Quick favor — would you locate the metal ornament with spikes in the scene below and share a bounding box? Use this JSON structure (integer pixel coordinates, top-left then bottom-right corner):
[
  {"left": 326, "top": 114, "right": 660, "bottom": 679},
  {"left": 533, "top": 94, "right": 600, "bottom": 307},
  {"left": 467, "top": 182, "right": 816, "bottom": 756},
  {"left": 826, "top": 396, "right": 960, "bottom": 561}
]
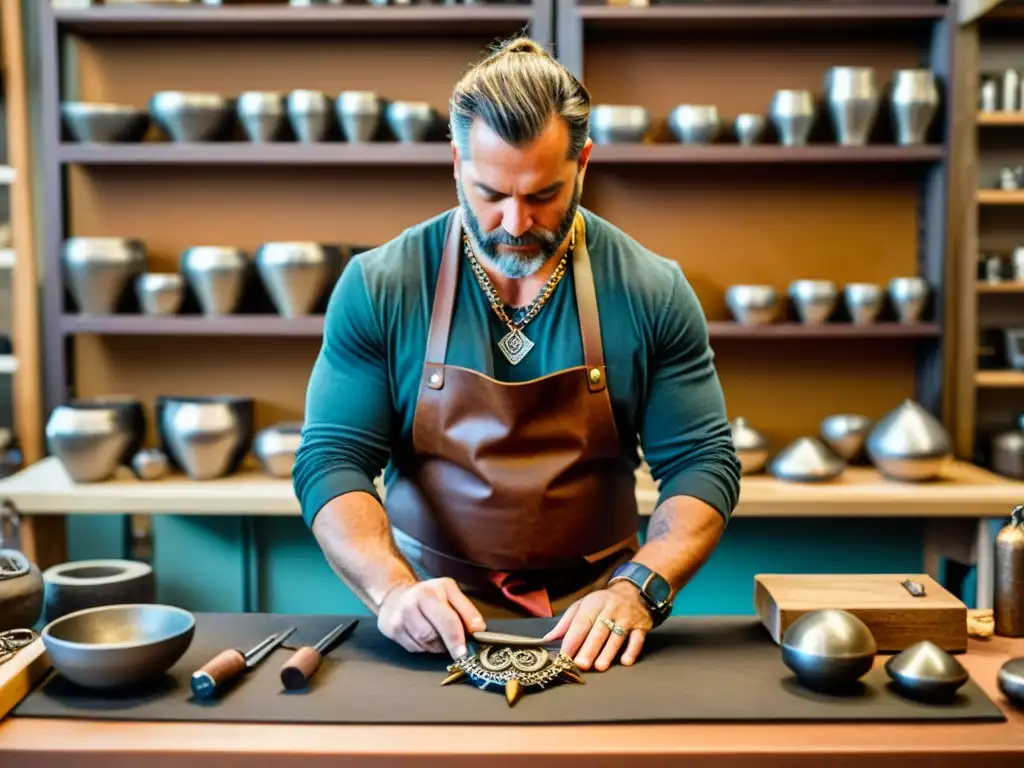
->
[{"left": 440, "top": 631, "right": 585, "bottom": 707}]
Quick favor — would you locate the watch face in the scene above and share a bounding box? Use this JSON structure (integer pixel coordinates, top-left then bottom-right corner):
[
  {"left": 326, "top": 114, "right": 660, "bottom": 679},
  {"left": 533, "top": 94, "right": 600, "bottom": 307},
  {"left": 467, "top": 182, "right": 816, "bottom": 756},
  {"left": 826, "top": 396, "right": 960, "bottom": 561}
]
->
[{"left": 647, "top": 577, "right": 673, "bottom": 606}]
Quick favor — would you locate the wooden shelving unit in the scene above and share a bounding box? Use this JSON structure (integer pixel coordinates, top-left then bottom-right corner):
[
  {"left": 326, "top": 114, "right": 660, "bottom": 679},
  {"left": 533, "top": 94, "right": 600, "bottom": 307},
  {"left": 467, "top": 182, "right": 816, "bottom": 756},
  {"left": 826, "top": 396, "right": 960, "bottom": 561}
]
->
[{"left": 953, "top": 5, "right": 1024, "bottom": 470}]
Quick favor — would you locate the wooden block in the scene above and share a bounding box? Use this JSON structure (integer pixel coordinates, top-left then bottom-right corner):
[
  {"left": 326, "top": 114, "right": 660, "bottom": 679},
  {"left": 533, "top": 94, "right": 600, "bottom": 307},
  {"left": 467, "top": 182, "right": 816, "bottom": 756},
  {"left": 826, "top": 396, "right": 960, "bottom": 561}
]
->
[
  {"left": 754, "top": 574, "right": 968, "bottom": 653},
  {"left": 0, "top": 639, "right": 50, "bottom": 721}
]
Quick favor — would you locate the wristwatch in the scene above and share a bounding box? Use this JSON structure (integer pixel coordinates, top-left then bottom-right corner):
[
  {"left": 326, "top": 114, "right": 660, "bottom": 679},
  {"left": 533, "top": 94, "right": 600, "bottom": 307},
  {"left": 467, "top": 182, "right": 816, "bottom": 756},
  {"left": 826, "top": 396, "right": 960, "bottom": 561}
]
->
[{"left": 607, "top": 561, "right": 674, "bottom": 627}]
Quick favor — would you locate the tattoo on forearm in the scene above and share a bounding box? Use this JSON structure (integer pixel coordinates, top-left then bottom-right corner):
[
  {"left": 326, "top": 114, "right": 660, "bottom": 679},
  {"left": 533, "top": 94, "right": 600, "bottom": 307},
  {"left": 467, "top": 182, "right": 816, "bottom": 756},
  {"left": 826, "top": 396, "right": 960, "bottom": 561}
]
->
[{"left": 647, "top": 510, "right": 674, "bottom": 541}]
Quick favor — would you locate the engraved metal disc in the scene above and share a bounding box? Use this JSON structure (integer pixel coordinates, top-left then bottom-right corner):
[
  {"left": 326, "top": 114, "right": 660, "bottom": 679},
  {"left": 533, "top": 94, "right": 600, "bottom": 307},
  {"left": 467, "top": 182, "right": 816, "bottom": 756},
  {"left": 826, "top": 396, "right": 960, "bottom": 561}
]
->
[{"left": 497, "top": 329, "right": 534, "bottom": 366}]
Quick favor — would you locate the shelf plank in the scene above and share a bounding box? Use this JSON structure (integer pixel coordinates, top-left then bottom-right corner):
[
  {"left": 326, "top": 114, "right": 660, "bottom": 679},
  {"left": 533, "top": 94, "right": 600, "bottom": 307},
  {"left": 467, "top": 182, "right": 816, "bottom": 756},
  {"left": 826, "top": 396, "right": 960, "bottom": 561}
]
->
[
  {"left": 977, "top": 281, "right": 1024, "bottom": 293},
  {"left": 977, "top": 190, "right": 1024, "bottom": 205},
  {"left": 976, "top": 370, "right": 1024, "bottom": 388},
  {"left": 52, "top": 5, "right": 534, "bottom": 36},
  {"left": 977, "top": 112, "right": 1024, "bottom": 126},
  {"left": 1, "top": 457, "right": 1018, "bottom": 518},
  {"left": 707, "top": 322, "right": 939, "bottom": 339},
  {"left": 60, "top": 315, "right": 940, "bottom": 339},
  {"left": 58, "top": 143, "right": 946, "bottom": 167},
  {"left": 576, "top": 4, "right": 947, "bottom": 30}
]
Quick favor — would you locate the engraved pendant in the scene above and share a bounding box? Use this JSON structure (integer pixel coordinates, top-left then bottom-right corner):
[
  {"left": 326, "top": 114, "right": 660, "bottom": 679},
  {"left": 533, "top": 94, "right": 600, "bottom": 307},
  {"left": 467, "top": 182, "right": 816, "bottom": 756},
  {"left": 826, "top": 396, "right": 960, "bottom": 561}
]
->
[
  {"left": 497, "top": 328, "right": 534, "bottom": 366},
  {"left": 441, "top": 643, "right": 585, "bottom": 707}
]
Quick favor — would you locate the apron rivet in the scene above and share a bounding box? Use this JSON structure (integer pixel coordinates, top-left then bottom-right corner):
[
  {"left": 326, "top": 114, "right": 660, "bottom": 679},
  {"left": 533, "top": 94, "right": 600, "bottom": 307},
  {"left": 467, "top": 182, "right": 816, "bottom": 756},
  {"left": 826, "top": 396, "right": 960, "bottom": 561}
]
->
[
  {"left": 429, "top": 372, "right": 441, "bottom": 386},
  {"left": 589, "top": 368, "right": 601, "bottom": 384}
]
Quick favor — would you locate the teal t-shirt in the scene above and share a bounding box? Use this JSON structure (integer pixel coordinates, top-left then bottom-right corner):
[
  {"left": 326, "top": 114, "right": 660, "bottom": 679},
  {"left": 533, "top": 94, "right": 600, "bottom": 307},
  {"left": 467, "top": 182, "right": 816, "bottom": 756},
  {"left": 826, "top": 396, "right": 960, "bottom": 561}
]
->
[{"left": 293, "top": 207, "right": 741, "bottom": 528}]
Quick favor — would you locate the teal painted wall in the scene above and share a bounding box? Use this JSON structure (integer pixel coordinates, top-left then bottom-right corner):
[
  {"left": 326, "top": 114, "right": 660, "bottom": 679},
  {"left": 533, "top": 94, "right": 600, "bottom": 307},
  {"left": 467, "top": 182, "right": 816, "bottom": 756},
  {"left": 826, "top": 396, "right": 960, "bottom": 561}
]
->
[{"left": 69, "top": 514, "right": 982, "bottom": 617}]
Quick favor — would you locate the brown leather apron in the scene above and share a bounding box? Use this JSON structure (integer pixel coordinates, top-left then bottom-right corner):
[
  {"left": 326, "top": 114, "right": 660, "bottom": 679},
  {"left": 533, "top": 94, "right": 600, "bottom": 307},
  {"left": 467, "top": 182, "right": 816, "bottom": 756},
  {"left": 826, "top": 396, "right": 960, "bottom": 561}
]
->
[{"left": 385, "top": 209, "right": 640, "bottom": 617}]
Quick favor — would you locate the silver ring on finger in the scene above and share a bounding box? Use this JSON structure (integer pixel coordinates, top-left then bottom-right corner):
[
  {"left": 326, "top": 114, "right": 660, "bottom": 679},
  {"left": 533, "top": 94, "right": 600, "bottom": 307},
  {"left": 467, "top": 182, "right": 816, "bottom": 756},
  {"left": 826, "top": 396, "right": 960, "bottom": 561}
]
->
[
  {"left": 599, "top": 616, "right": 616, "bottom": 632},
  {"left": 611, "top": 623, "right": 626, "bottom": 637}
]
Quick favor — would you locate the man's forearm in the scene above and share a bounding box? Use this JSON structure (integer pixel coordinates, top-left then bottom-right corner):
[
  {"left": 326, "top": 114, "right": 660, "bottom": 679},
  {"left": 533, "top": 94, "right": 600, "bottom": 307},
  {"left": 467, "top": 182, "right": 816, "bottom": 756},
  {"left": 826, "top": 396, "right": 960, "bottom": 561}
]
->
[
  {"left": 629, "top": 495, "right": 726, "bottom": 593},
  {"left": 311, "top": 490, "right": 419, "bottom": 614}
]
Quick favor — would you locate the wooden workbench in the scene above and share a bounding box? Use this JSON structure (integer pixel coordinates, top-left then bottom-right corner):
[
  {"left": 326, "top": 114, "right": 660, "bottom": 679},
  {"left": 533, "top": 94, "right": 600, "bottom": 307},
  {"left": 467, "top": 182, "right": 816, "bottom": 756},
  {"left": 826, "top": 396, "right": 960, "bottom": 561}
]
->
[{"left": 0, "top": 634, "right": 1021, "bottom": 767}]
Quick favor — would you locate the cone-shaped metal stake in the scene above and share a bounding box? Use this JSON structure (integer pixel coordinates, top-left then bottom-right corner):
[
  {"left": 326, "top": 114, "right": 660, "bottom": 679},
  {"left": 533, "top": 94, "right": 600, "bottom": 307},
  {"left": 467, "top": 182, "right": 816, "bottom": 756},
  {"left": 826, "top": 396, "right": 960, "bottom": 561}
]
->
[
  {"left": 441, "top": 668, "right": 467, "bottom": 686},
  {"left": 505, "top": 678, "right": 522, "bottom": 707}
]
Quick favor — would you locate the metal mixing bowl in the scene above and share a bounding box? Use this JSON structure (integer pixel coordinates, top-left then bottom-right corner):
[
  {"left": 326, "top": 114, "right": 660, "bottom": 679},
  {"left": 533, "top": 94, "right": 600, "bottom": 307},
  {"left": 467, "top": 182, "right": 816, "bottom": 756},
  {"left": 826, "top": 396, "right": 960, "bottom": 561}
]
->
[
  {"left": 788, "top": 280, "right": 838, "bottom": 325},
  {"left": 667, "top": 105, "right": 720, "bottom": 145},
  {"left": 385, "top": 101, "right": 438, "bottom": 143},
  {"left": 42, "top": 603, "right": 195, "bottom": 690},
  {"left": 725, "top": 285, "right": 779, "bottom": 325},
  {"left": 781, "top": 608, "right": 877, "bottom": 693},
  {"left": 888, "top": 277, "right": 929, "bottom": 323},
  {"left": 820, "top": 414, "right": 873, "bottom": 462},
  {"left": 149, "top": 91, "right": 233, "bottom": 143},
  {"left": 237, "top": 91, "right": 287, "bottom": 143},
  {"left": 843, "top": 283, "right": 883, "bottom": 325},
  {"left": 336, "top": 91, "right": 382, "bottom": 143},
  {"left": 590, "top": 105, "right": 650, "bottom": 144},
  {"left": 61, "top": 102, "right": 150, "bottom": 143},
  {"left": 253, "top": 422, "right": 304, "bottom": 478}
]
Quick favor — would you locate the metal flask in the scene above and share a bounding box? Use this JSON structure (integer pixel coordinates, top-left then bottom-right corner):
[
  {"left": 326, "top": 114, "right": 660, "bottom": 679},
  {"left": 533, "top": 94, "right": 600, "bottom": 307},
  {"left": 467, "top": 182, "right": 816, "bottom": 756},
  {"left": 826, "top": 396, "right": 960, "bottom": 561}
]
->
[{"left": 995, "top": 505, "right": 1024, "bottom": 637}]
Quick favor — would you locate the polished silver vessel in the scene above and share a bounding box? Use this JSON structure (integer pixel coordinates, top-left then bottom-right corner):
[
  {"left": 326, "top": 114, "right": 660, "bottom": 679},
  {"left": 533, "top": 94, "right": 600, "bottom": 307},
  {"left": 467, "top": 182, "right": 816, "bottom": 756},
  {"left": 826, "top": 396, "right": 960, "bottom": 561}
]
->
[
  {"left": 731, "top": 417, "right": 770, "bottom": 475},
  {"left": 825, "top": 66, "right": 880, "bottom": 146},
  {"left": 667, "top": 105, "right": 720, "bottom": 145},
  {"left": 865, "top": 399, "right": 951, "bottom": 481},
  {"left": 45, "top": 405, "right": 131, "bottom": 483},
  {"left": 820, "top": 414, "right": 873, "bottom": 463},
  {"left": 590, "top": 105, "right": 650, "bottom": 144},
  {"left": 884, "top": 640, "right": 969, "bottom": 701},
  {"left": 769, "top": 90, "right": 815, "bottom": 147},
  {"left": 336, "top": 91, "right": 382, "bottom": 143},
  {"left": 781, "top": 609, "right": 877, "bottom": 693},
  {"left": 788, "top": 280, "right": 838, "bottom": 325},
  {"left": 769, "top": 437, "right": 845, "bottom": 483},
  {"left": 725, "top": 285, "right": 778, "bottom": 326}
]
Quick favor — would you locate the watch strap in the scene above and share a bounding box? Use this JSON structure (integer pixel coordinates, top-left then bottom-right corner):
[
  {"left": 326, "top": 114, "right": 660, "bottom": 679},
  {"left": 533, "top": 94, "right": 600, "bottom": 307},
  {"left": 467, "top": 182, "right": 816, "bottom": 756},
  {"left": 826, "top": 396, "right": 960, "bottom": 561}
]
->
[{"left": 608, "top": 561, "right": 674, "bottom": 626}]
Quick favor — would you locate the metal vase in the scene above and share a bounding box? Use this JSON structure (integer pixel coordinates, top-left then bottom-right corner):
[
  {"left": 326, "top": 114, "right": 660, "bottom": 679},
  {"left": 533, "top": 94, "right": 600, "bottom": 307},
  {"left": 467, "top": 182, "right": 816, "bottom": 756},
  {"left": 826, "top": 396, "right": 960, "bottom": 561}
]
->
[
  {"left": 159, "top": 400, "right": 244, "bottom": 481},
  {"left": 63, "top": 238, "right": 147, "bottom": 315},
  {"left": 286, "top": 90, "right": 333, "bottom": 143},
  {"left": 769, "top": 90, "right": 815, "bottom": 147},
  {"left": 995, "top": 505, "right": 1024, "bottom": 637},
  {"left": 181, "top": 246, "right": 249, "bottom": 316},
  {"left": 825, "top": 67, "right": 880, "bottom": 146},
  {"left": 890, "top": 69, "right": 939, "bottom": 146},
  {"left": 45, "top": 405, "right": 131, "bottom": 483},
  {"left": 336, "top": 91, "right": 382, "bottom": 143},
  {"left": 254, "top": 242, "right": 335, "bottom": 318}
]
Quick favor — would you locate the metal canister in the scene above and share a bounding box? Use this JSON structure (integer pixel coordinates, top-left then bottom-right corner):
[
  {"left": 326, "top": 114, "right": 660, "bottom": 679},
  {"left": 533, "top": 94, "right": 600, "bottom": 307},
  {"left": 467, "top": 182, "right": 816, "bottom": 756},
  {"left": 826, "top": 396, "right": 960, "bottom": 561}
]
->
[
  {"left": 995, "top": 505, "right": 1024, "bottom": 637},
  {"left": 1013, "top": 247, "right": 1024, "bottom": 281},
  {"left": 981, "top": 79, "right": 999, "bottom": 112},
  {"left": 1003, "top": 69, "right": 1021, "bottom": 112}
]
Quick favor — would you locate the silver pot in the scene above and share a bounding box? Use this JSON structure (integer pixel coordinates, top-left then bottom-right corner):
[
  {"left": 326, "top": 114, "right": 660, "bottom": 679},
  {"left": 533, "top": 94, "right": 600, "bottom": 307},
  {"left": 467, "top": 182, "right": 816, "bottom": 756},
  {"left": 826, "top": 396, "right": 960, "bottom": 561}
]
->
[
  {"left": 590, "top": 105, "right": 650, "bottom": 144},
  {"left": 825, "top": 66, "right": 879, "bottom": 146},
  {"left": 61, "top": 102, "right": 150, "bottom": 143},
  {"left": 336, "top": 91, "right": 382, "bottom": 143},
  {"left": 181, "top": 246, "right": 249, "bottom": 316},
  {"left": 891, "top": 69, "right": 939, "bottom": 146},
  {"left": 667, "top": 105, "right": 720, "bottom": 145},
  {"left": 160, "top": 400, "right": 246, "bottom": 481},
  {"left": 843, "top": 283, "right": 883, "bottom": 325},
  {"left": 769, "top": 89, "right": 815, "bottom": 147},
  {"left": 149, "top": 91, "right": 233, "bottom": 143},
  {"left": 888, "top": 277, "right": 929, "bottom": 324},
  {"left": 769, "top": 437, "right": 845, "bottom": 483},
  {"left": 725, "top": 285, "right": 778, "bottom": 325},
  {"left": 255, "top": 242, "right": 340, "bottom": 318},
  {"left": 253, "top": 422, "right": 304, "bottom": 478},
  {"left": 820, "top": 414, "right": 873, "bottom": 463},
  {"left": 131, "top": 449, "right": 169, "bottom": 482},
  {"left": 884, "top": 640, "right": 968, "bottom": 701},
  {"left": 385, "top": 101, "right": 438, "bottom": 143},
  {"left": 782, "top": 609, "right": 877, "bottom": 693},
  {"left": 135, "top": 273, "right": 185, "bottom": 316},
  {"left": 237, "top": 91, "right": 287, "bottom": 143},
  {"left": 865, "top": 399, "right": 951, "bottom": 482},
  {"left": 0, "top": 549, "right": 44, "bottom": 632},
  {"left": 734, "top": 113, "right": 765, "bottom": 146},
  {"left": 788, "top": 280, "right": 837, "bottom": 325},
  {"left": 45, "top": 405, "right": 131, "bottom": 483},
  {"left": 731, "top": 417, "right": 769, "bottom": 475},
  {"left": 286, "top": 90, "right": 333, "bottom": 143},
  {"left": 63, "top": 237, "right": 147, "bottom": 315}
]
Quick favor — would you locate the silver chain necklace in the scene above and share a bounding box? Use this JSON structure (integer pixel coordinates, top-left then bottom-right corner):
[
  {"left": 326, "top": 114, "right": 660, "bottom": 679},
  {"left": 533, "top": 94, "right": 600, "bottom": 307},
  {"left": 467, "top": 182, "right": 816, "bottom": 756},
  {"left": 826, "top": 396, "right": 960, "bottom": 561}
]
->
[{"left": 463, "top": 232, "right": 573, "bottom": 366}]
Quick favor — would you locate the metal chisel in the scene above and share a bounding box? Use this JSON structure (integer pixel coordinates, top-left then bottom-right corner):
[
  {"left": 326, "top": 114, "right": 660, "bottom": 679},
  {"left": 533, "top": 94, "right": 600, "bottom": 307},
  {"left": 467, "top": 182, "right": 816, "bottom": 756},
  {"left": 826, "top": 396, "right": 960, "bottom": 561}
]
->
[
  {"left": 191, "top": 625, "right": 296, "bottom": 699},
  {"left": 279, "top": 619, "right": 359, "bottom": 690}
]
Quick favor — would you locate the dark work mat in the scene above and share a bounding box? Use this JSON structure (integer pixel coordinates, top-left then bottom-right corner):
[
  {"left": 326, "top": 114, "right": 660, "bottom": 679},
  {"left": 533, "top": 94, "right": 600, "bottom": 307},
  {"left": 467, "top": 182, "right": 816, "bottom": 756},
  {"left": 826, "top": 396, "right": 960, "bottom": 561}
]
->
[{"left": 13, "top": 613, "right": 1006, "bottom": 724}]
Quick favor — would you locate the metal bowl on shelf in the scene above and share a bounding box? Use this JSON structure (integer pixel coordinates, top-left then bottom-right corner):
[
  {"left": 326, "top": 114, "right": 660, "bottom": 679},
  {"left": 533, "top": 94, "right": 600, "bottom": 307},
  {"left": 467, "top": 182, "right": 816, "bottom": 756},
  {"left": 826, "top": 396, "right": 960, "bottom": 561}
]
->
[
  {"left": 888, "top": 277, "right": 929, "bottom": 324},
  {"left": 180, "top": 246, "right": 250, "bottom": 316},
  {"left": 788, "top": 280, "right": 838, "bottom": 325},
  {"left": 63, "top": 237, "right": 147, "bottom": 316},
  {"left": 287, "top": 89, "right": 334, "bottom": 143},
  {"left": 731, "top": 417, "right": 769, "bottom": 475},
  {"left": 725, "top": 285, "right": 778, "bottom": 326},
  {"left": 149, "top": 91, "right": 234, "bottom": 143},
  {"left": 253, "top": 422, "right": 304, "bottom": 479},
  {"left": 734, "top": 113, "right": 766, "bottom": 146},
  {"left": 820, "top": 414, "right": 873, "bottom": 463},
  {"left": 254, "top": 242, "right": 343, "bottom": 318},
  {"left": 769, "top": 437, "right": 845, "bottom": 483},
  {"left": 135, "top": 272, "right": 185, "bottom": 316},
  {"left": 782, "top": 609, "right": 877, "bottom": 693},
  {"left": 865, "top": 399, "right": 951, "bottom": 482},
  {"left": 237, "top": 91, "right": 287, "bottom": 143},
  {"left": 61, "top": 102, "right": 150, "bottom": 144},
  {"left": 884, "top": 640, "right": 969, "bottom": 702},
  {"left": 336, "top": 91, "right": 383, "bottom": 143},
  {"left": 42, "top": 604, "right": 195, "bottom": 690},
  {"left": 67, "top": 395, "right": 146, "bottom": 466},
  {"left": 769, "top": 89, "right": 816, "bottom": 147},
  {"left": 667, "top": 105, "right": 720, "bottom": 145},
  {"left": 843, "top": 283, "right": 883, "bottom": 325},
  {"left": 385, "top": 101, "right": 439, "bottom": 143},
  {"left": 45, "top": 405, "right": 132, "bottom": 483},
  {"left": 891, "top": 69, "right": 939, "bottom": 146},
  {"left": 590, "top": 105, "right": 650, "bottom": 144},
  {"left": 156, "top": 394, "right": 255, "bottom": 479}
]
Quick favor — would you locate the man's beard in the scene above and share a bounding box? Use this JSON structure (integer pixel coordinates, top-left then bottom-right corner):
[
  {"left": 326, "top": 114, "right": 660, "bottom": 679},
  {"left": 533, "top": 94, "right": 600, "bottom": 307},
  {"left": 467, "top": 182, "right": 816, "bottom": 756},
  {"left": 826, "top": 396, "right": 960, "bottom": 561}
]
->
[{"left": 456, "top": 176, "right": 582, "bottom": 280}]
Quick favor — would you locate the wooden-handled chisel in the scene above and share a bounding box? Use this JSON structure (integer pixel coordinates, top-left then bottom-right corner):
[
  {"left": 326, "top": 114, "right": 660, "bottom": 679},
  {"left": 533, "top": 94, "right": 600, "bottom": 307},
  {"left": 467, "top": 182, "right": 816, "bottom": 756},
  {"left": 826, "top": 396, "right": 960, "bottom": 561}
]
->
[
  {"left": 191, "top": 625, "right": 296, "bottom": 699},
  {"left": 279, "top": 619, "right": 359, "bottom": 690}
]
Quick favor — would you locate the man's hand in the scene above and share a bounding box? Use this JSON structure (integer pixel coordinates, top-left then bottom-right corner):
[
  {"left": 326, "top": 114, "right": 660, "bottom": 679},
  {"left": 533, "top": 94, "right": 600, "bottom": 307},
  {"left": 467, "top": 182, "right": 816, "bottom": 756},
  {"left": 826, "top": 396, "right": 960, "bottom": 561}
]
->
[
  {"left": 377, "top": 577, "right": 486, "bottom": 660},
  {"left": 542, "top": 582, "right": 653, "bottom": 671}
]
